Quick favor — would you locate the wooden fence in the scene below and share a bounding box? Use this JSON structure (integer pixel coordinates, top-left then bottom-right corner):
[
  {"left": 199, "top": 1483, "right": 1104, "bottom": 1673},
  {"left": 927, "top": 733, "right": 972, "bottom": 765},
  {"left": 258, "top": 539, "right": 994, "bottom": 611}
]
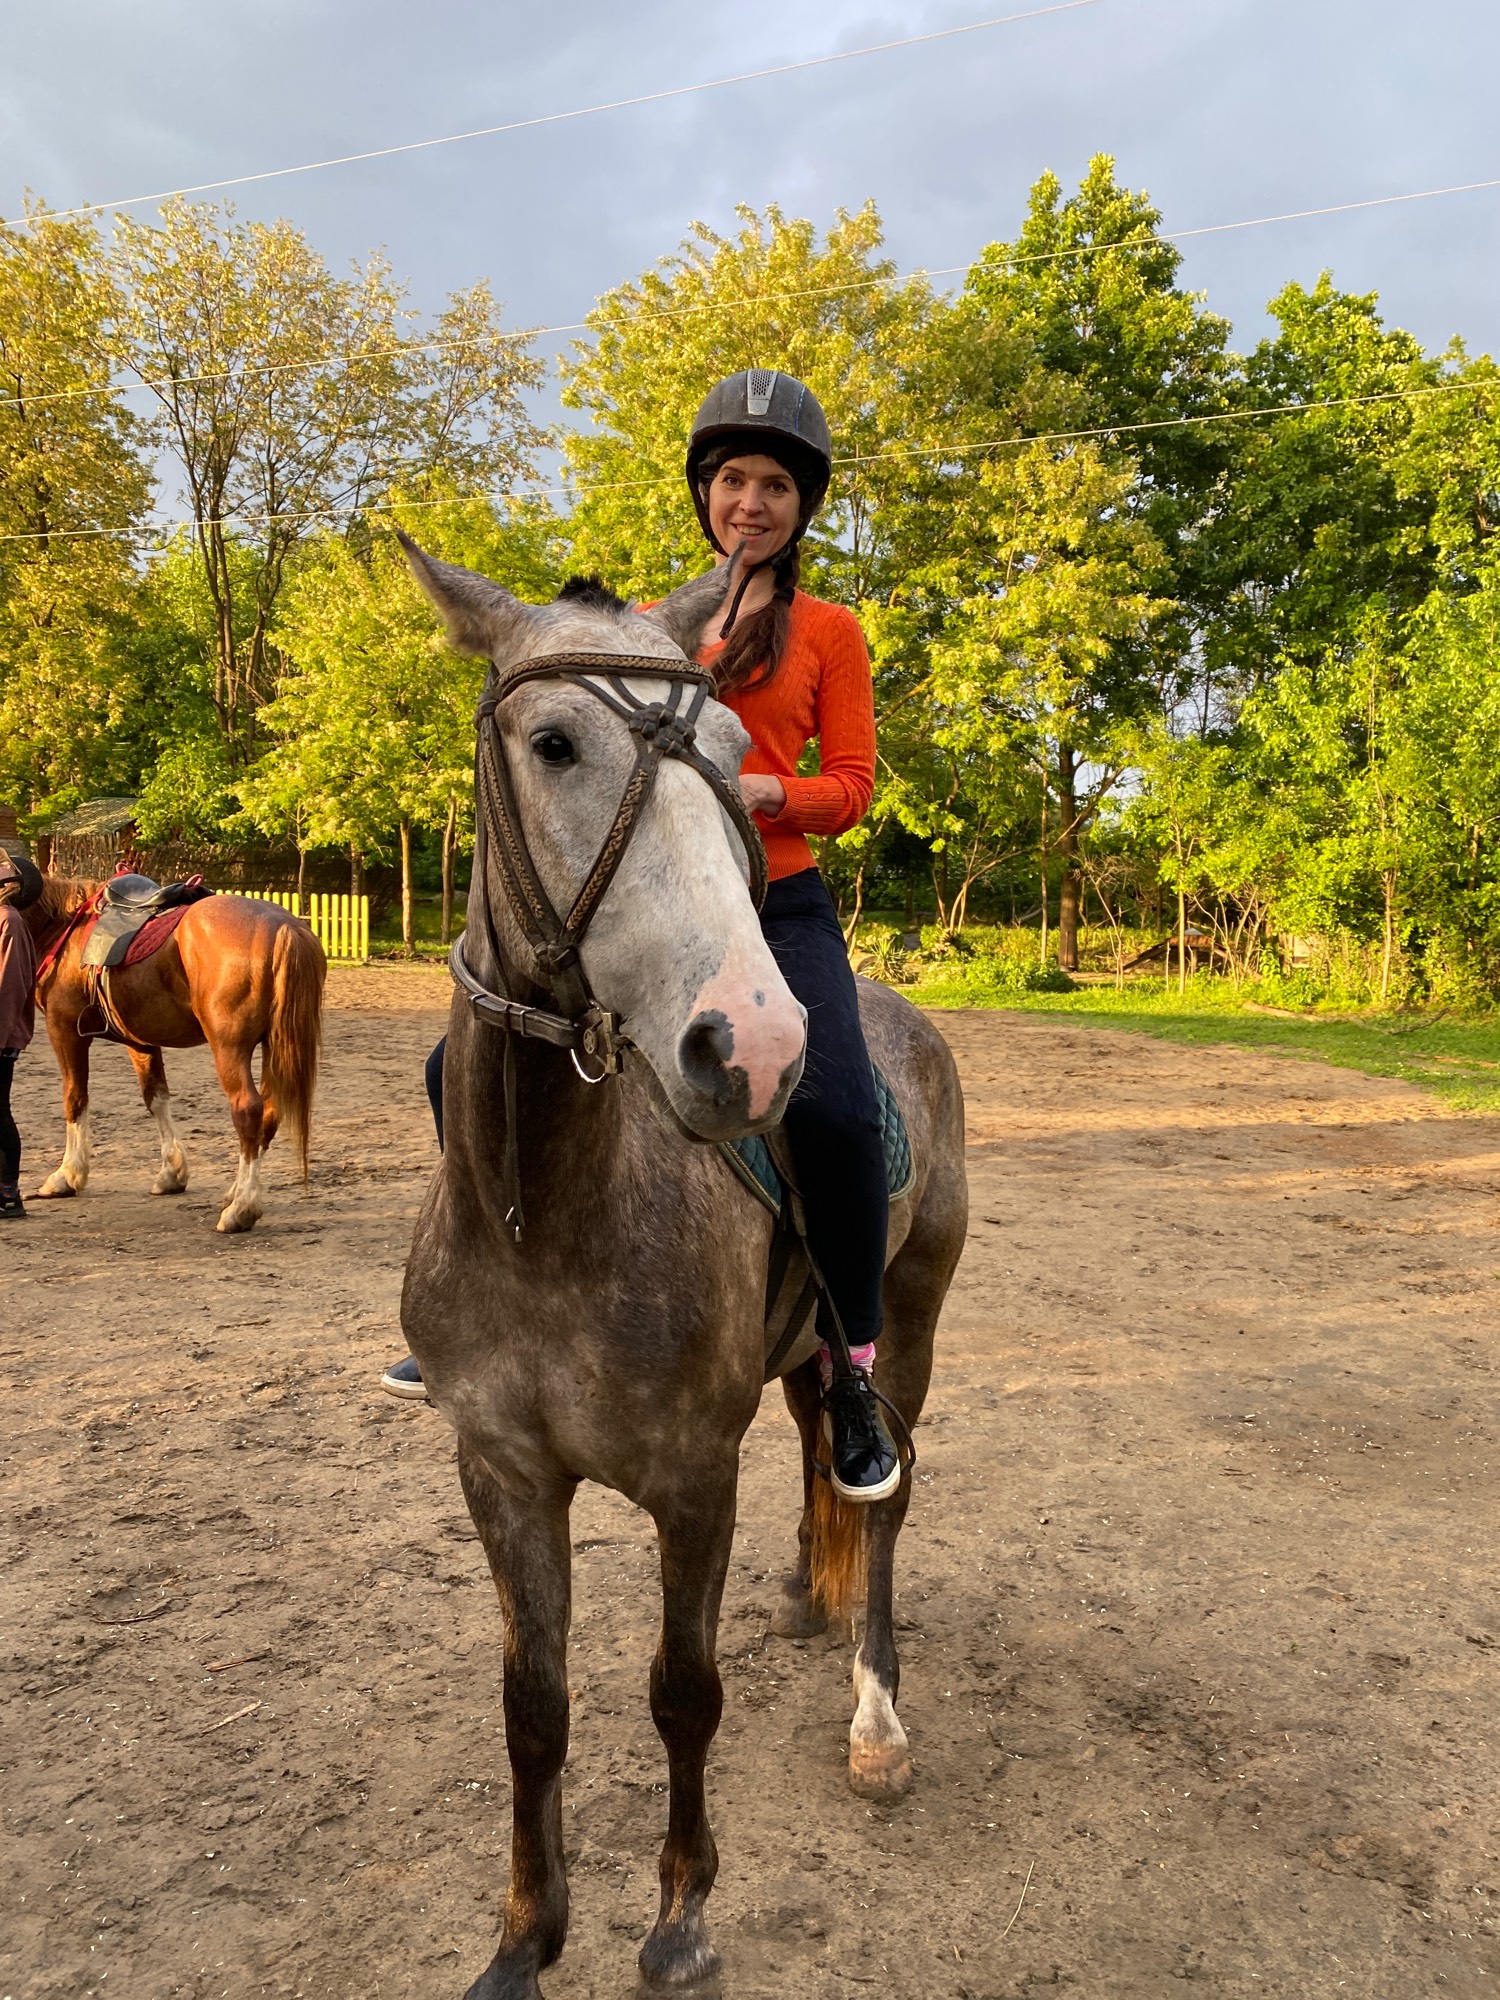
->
[{"left": 225, "top": 890, "right": 369, "bottom": 964}]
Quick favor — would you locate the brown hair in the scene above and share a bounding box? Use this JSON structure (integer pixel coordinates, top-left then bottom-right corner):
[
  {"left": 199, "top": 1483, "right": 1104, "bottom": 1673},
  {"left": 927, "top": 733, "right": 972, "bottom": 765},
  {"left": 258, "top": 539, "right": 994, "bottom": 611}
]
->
[{"left": 696, "top": 439, "right": 818, "bottom": 696}]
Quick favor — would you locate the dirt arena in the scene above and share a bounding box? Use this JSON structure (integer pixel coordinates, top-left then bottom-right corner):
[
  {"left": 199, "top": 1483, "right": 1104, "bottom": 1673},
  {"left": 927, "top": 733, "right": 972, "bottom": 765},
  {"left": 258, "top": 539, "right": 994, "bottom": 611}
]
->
[{"left": 5, "top": 965, "right": 1500, "bottom": 1999}]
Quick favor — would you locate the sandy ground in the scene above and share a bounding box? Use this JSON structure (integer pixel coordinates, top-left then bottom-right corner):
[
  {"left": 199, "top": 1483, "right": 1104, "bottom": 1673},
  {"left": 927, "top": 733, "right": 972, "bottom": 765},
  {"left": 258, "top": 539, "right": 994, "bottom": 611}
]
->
[{"left": 4, "top": 965, "right": 1500, "bottom": 2000}]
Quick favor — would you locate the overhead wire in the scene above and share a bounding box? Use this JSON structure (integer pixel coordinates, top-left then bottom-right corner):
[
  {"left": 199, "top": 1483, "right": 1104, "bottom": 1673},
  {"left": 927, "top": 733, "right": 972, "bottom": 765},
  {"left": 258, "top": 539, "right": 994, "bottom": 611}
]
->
[
  {"left": 23, "top": 2, "right": 1105, "bottom": 226},
  {"left": 7, "top": 172, "right": 1500, "bottom": 416},
  {"left": 2, "top": 372, "right": 1492, "bottom": 552}
]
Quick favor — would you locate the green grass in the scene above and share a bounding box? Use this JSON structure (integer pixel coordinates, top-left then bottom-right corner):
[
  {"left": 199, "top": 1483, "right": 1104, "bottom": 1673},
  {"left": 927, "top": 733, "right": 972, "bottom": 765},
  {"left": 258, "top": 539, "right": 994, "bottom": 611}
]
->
[{"left": 905, "top": 970, "right": 1500, "bottom": 1114}]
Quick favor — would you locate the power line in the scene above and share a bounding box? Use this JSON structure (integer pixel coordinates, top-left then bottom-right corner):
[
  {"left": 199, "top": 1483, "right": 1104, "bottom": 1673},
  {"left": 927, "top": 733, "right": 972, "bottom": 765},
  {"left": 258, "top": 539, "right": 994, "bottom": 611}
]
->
[
  {"left": 24, "top": 3, "right": 1104, "bottom": 227},
  {"left": 9, "top": 169, "right": 1500, "bottom": 417},
  {"left": 3, "top": 372, "right": 1491, "bottom": 552}
]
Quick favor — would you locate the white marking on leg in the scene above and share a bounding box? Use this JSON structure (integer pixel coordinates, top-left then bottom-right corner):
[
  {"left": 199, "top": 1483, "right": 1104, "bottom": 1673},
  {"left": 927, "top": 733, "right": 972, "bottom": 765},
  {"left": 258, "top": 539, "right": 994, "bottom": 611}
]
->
[
  {"left": 149, "top": 1093, "right": 188, "bottom": 1193},
  {"left": 848, "top": 1644, "right": 913, "bottom": 1798},
  {"left": 217, "top": 1151, "right": 264, "bottom": 1233},
  {"left": 40, "top": 1109, "right": 93, "bottom": 1195},
  {"left": 851, "top": 1647, "right": 908, "bottom": 1757}
]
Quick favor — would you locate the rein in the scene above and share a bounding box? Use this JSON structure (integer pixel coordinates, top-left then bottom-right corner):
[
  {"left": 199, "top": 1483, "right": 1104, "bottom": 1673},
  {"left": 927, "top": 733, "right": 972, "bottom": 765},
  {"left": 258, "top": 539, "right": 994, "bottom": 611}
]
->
[{"left": 452, "top": 649, "right": 769, "bottom": 1240}]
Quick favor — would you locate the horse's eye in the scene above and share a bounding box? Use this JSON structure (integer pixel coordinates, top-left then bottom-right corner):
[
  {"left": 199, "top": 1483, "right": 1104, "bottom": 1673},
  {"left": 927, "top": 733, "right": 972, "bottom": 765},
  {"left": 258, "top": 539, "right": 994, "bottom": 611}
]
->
[{"left": 531, "top": 730, "right": 575, "bottom": 766}]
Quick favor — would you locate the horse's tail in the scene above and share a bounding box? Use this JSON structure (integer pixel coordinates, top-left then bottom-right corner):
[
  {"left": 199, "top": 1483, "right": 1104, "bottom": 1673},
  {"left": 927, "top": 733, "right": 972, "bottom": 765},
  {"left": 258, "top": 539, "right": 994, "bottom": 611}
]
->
[
  {"left": 810, "top": 1442, "right": 869, "bottom": 1627},
  {"left": 265, "top": 918, "right": 326, "bottom": 1182}
]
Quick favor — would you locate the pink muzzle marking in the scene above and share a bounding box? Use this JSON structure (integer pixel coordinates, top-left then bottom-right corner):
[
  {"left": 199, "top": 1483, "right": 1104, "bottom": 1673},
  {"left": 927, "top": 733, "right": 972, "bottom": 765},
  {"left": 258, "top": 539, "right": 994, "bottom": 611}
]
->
[{"left": 689, "top": 959, "right": 805, "bottom": 1121}]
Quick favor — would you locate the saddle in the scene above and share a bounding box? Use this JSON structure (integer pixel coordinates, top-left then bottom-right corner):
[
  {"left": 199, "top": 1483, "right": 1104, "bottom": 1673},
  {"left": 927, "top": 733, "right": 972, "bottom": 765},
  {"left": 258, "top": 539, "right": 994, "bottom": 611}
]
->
[
  {"left": 719, "top": 1066, "right": 915, "bottom": 1385},
  {"left": 81, "top": 873, "right": 214, "bottom": 972},
  {"left": 76, "top": 873, "right": 215, "bottom": 1046}
]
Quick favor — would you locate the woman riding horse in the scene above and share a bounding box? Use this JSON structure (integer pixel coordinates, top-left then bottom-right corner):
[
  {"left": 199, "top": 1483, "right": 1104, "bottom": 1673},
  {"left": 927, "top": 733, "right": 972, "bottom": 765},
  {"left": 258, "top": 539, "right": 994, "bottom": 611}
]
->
[{"left": 385, "top": 370, "right": 899, "bottom": 1500}]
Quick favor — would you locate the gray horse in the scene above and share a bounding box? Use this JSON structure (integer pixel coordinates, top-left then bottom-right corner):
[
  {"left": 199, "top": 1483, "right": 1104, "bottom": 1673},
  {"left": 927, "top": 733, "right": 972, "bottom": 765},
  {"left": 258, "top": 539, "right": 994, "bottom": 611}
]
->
[{"left": 398, "top": 544, "right": 968, "bottom": 2000}]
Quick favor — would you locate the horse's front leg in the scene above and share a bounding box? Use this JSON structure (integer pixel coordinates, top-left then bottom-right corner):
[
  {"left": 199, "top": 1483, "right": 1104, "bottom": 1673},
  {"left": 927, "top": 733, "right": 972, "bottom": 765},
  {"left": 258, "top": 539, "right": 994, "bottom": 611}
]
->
[
  {"left": 639, "top": 1469, "right": 737, "bottom": 1993},
  {"left": 458, "top": 1442, "right": 574, "bottom": 2000},
  {"left": 128, "top": 1046, "right": 188, "bottom": 1194},
  {"left": 36, "top": 1015, "right": 92, "bottom": 1197}
]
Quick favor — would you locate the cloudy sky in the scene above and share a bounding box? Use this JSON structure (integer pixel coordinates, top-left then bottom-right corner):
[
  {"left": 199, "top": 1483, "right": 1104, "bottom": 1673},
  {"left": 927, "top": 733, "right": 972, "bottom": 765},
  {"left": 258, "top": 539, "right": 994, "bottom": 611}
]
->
[{"left": 5, "top": 0, "right": 1498, "bottom": 422}]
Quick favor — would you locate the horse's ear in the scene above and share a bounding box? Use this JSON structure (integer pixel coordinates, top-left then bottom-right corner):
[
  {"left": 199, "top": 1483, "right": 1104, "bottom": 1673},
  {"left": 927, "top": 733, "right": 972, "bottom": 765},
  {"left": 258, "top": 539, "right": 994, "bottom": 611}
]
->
[
  {"left": 635, "top": 552, "right": 742, "bottom": 659},
  {"left": 397, "top": 530, "right": 532, "bottom": 659}
]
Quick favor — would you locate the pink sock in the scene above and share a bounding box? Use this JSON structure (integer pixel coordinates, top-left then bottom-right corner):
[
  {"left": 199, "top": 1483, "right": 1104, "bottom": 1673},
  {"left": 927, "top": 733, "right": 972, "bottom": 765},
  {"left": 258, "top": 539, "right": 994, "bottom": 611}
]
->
[{"left": 818, "top": 1341, "right": 876, "bottom": 1388}]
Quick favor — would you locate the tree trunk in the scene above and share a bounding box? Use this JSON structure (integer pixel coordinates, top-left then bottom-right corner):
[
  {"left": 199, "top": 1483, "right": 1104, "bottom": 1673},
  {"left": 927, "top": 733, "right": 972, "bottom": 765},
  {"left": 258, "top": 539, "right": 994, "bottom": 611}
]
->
[
  {"left": 296, "top": 844, "right": 307, "bottom": 906},
  {"left": 1055, "top": 747, "right": 1081, "bottom": 973},
  {"left": 1177, "top": 881, "right": 1188, "bottom": 996},
  {"left": 441, "top": 795, "right": 457, "bottom": 946},
  {"left": 1380, "top": 868, "right": 1396, "bottom": 1003},
  {"left": 350, "top": 845, "right": 364, "bottom": 901},
  {"left": 1038, "top": 782, "right": 1050, "bottom": 969},
  {"left": 400, "top": 820, "right": 414, "bottom": 955},
  {"left": 842, "top": 855, "right": 866, "bottom": 947}
]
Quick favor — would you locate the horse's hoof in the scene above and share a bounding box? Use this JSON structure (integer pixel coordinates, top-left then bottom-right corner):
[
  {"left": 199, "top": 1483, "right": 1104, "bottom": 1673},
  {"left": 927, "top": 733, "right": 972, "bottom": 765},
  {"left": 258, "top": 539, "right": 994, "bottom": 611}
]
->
[
  {"left": 770, "top": 1587, "right": 827, "bottom": 1640},
  {"left": 848, "top": 1741, "right": 914, "bottom": 1799},
  {"left": 636, "top": 1937, "right": 721, "bottom": 1995},
  {"left": 216, "top": 1206, "right": 260, "bottom": 1234},
  {"left": 152, "top": 1175, "right": 188, "bottom": 1195},
  {"left": 35, "top": 1175, "right": 78, "bottom": 1199}
]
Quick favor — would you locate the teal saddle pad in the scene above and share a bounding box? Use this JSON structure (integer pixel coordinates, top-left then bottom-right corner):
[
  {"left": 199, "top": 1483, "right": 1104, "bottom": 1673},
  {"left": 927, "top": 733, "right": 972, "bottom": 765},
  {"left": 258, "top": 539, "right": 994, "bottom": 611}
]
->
[{"left": 720, "top": 1065, "right": 914, "bottom": 1218}]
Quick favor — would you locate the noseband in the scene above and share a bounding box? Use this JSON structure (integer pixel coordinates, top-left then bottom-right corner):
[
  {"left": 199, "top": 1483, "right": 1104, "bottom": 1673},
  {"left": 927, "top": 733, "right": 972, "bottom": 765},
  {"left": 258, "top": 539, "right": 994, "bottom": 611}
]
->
[{"left": 451, "top": 650, "right": 770, "bottom": 1236}]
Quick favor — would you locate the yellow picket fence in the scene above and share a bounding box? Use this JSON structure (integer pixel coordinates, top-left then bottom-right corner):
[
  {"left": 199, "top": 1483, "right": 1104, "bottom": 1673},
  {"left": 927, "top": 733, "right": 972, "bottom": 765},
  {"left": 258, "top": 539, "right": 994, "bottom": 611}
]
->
[{"left": 225, "top": 889, "right": 370, "bottom": 964}]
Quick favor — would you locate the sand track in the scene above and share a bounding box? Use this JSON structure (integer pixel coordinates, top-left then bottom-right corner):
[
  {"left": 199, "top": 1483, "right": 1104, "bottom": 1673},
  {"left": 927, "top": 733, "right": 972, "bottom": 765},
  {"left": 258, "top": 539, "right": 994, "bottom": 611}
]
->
[{"left": 4, "top": 967, "right": 1500, "bottom": 1998}]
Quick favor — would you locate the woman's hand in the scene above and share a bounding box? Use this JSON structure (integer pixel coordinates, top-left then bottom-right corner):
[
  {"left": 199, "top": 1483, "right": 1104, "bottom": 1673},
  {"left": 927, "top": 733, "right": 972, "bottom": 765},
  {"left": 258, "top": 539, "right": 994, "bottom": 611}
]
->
[{"left": 738, "top": 773, "right": 787, "bottom": 819}]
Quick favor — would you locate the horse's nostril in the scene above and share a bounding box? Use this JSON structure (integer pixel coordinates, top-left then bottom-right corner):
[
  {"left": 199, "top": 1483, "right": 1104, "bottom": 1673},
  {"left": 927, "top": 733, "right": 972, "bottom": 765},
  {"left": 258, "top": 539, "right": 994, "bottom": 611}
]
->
[{"left": 678, "top": 1009, "right": 740, "bottom": 1109}]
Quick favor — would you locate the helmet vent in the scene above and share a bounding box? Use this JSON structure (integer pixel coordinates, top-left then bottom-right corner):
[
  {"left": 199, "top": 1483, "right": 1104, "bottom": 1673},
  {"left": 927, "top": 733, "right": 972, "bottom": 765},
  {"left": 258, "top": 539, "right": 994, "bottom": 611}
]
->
[{"left": 746, "top": 369, "right": 777, "bottom": 416}]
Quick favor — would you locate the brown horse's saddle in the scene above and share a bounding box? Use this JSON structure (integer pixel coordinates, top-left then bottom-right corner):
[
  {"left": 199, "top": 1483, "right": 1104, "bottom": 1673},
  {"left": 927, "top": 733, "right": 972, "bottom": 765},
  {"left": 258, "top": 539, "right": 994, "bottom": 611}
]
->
[{"left": 81, "top": 874, "right": 214, "bottom": 971}]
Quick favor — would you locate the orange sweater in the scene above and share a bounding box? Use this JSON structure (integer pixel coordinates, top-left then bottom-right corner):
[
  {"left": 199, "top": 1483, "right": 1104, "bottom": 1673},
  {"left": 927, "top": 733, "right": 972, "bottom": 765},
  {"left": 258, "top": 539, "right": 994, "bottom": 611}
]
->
[{"left": 696, "top": 591, "right": 877, "bottom": 881}]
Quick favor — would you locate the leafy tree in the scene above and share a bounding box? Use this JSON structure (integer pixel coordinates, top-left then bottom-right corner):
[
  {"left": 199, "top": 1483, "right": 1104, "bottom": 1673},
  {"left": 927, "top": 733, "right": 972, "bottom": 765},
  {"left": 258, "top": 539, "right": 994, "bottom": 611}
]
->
[
  {"left": 962, "top": 159, "right": 1232, "bottom": 958},
  {"left": 0, "top": 205, "right": 152, "bottom": 819},
  {"left": 110, "top": 199, "right": 547, "bottom": 775}
]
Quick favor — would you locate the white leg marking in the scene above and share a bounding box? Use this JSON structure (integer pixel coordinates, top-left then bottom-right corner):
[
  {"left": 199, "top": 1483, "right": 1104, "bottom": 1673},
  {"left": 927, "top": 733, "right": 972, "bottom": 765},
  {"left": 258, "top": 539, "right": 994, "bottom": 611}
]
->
[
  {"left": 149, "top": 1094, "right": 188, "bottom": 1193},
  {"left": 39, "top": 1109, "right": 92, "bottom": 1196},
  {"left": 848, "top": 1644, "right": 912, "bottom": 1798},
  {"left": 217, "top": 1151, "right": 264, "bottom": 1233}
]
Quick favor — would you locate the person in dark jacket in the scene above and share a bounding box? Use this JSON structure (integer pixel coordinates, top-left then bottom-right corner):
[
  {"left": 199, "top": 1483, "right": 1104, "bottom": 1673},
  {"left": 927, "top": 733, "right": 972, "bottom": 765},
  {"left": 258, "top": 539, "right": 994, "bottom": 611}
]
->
[{"left": 0, "top": 854, "right": 42, "bottom": 1220}]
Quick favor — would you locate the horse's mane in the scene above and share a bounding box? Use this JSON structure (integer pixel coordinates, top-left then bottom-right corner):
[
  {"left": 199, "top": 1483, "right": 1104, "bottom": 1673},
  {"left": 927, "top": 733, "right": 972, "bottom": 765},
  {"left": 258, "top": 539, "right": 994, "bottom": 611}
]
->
[{"left": 26, "top": 873, "right": 99, "bottom": 931}]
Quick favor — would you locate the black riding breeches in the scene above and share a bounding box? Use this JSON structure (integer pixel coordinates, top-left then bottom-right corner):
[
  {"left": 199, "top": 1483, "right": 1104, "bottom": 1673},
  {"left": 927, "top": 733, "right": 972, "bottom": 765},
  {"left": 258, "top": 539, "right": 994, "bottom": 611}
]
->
[
  {"left": 0, "top": 1053, "right": 20, "bottom": 1185},
  {"left": 421, "top": 868, "right": 887, "bottom": 1345},
  {"left": 759, "top": 867, "right": 888, "bottom": 1350},
  {"left": 424, "top": 1038, "right": 446, "bottom": 1152}
]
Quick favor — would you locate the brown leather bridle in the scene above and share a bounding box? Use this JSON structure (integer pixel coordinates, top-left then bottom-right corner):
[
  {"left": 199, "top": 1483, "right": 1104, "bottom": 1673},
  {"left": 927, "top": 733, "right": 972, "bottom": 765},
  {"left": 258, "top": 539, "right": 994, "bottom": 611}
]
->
[{"left": 450, "top": 650, "right": 770, "bottom": 1237}]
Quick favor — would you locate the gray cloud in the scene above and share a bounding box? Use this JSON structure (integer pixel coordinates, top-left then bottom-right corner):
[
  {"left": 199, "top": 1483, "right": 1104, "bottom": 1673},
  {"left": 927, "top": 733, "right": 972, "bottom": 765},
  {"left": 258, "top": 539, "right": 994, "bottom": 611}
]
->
[{"left": 5, "top": 0, "right": 1496, "bottom": 426}]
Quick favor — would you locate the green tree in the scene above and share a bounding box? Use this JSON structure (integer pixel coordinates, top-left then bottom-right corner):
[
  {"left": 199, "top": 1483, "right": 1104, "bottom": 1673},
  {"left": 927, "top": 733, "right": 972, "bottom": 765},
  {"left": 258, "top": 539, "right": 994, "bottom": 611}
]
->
[
  {"left": 248, "top": 495, "right": 556, "bottom": 945},
  {"left": 110, "top": 199, "right": 547, "bottom": 777},
  {"left": 0, "top": 205, "right": 152, "bottom": 819}
]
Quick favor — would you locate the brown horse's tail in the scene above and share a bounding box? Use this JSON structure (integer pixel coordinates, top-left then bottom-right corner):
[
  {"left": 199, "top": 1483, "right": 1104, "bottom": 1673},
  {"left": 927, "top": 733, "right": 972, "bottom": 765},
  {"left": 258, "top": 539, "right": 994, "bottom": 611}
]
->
[
  {"left": 810, "top": 1437, "right": 869, "bottom": 1628},
  {"left": 264, "top": 919, "right": 326, "bottom": 1182}
]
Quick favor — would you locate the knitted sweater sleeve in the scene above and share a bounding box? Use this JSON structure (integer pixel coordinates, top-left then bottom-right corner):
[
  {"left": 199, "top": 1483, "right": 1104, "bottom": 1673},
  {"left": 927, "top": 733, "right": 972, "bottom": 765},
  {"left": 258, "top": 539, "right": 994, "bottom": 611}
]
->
[{"left": 775, "top": 607, "right": 876, "bottom": 838}]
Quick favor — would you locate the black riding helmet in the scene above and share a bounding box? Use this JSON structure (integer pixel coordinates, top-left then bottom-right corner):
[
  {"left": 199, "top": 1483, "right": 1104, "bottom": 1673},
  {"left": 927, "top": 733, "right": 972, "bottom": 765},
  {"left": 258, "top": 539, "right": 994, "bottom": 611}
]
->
[
  {"left": 686, "top": 370, "right": 833, "bottom": 555},
  {"left": 0, "top": 847, "right": 42, "bottom": 909}
]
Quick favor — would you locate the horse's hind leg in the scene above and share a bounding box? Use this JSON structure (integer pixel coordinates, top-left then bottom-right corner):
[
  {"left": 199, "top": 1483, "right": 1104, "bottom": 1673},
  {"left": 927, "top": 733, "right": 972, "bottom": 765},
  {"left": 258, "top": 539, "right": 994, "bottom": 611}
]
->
[
  {"left": 772, "top": 1357, "right": 829, "bottom": 1639},
  {"left": 639, "top": 1470, "right": 737, "bottom": 1993},
  {"left": 210, "top": 1041, "right": 267, "bottom": 1233},
  {"left": 36, "top": 1017, "right": 92, "bottom": 1198},
  {"left": 848, "top": 1222, "right": 951, "bottom": 1802},
  {"left": 458, "top": 1445, "right": 573, "bottom": 2000},
  {"left": 129, "top": 1046, "right": 188, "bottom": 1194}
]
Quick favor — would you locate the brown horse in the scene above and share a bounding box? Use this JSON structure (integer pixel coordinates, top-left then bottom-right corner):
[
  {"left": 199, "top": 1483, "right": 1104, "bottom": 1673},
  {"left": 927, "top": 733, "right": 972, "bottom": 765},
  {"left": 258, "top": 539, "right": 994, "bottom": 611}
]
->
[
  {"left": 22, "top": 878, "right": 325, "bottom": 1232},
  {"left": 397, "top": 546, "right": 968, "bottom": 2000}
]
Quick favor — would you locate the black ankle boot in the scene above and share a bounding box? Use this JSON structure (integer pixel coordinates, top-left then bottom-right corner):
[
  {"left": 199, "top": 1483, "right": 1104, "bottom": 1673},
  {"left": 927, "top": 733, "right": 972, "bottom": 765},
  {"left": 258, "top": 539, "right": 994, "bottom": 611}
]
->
[{"left": 821, "top": 1371, "right": 900, "bottom": 1502}]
